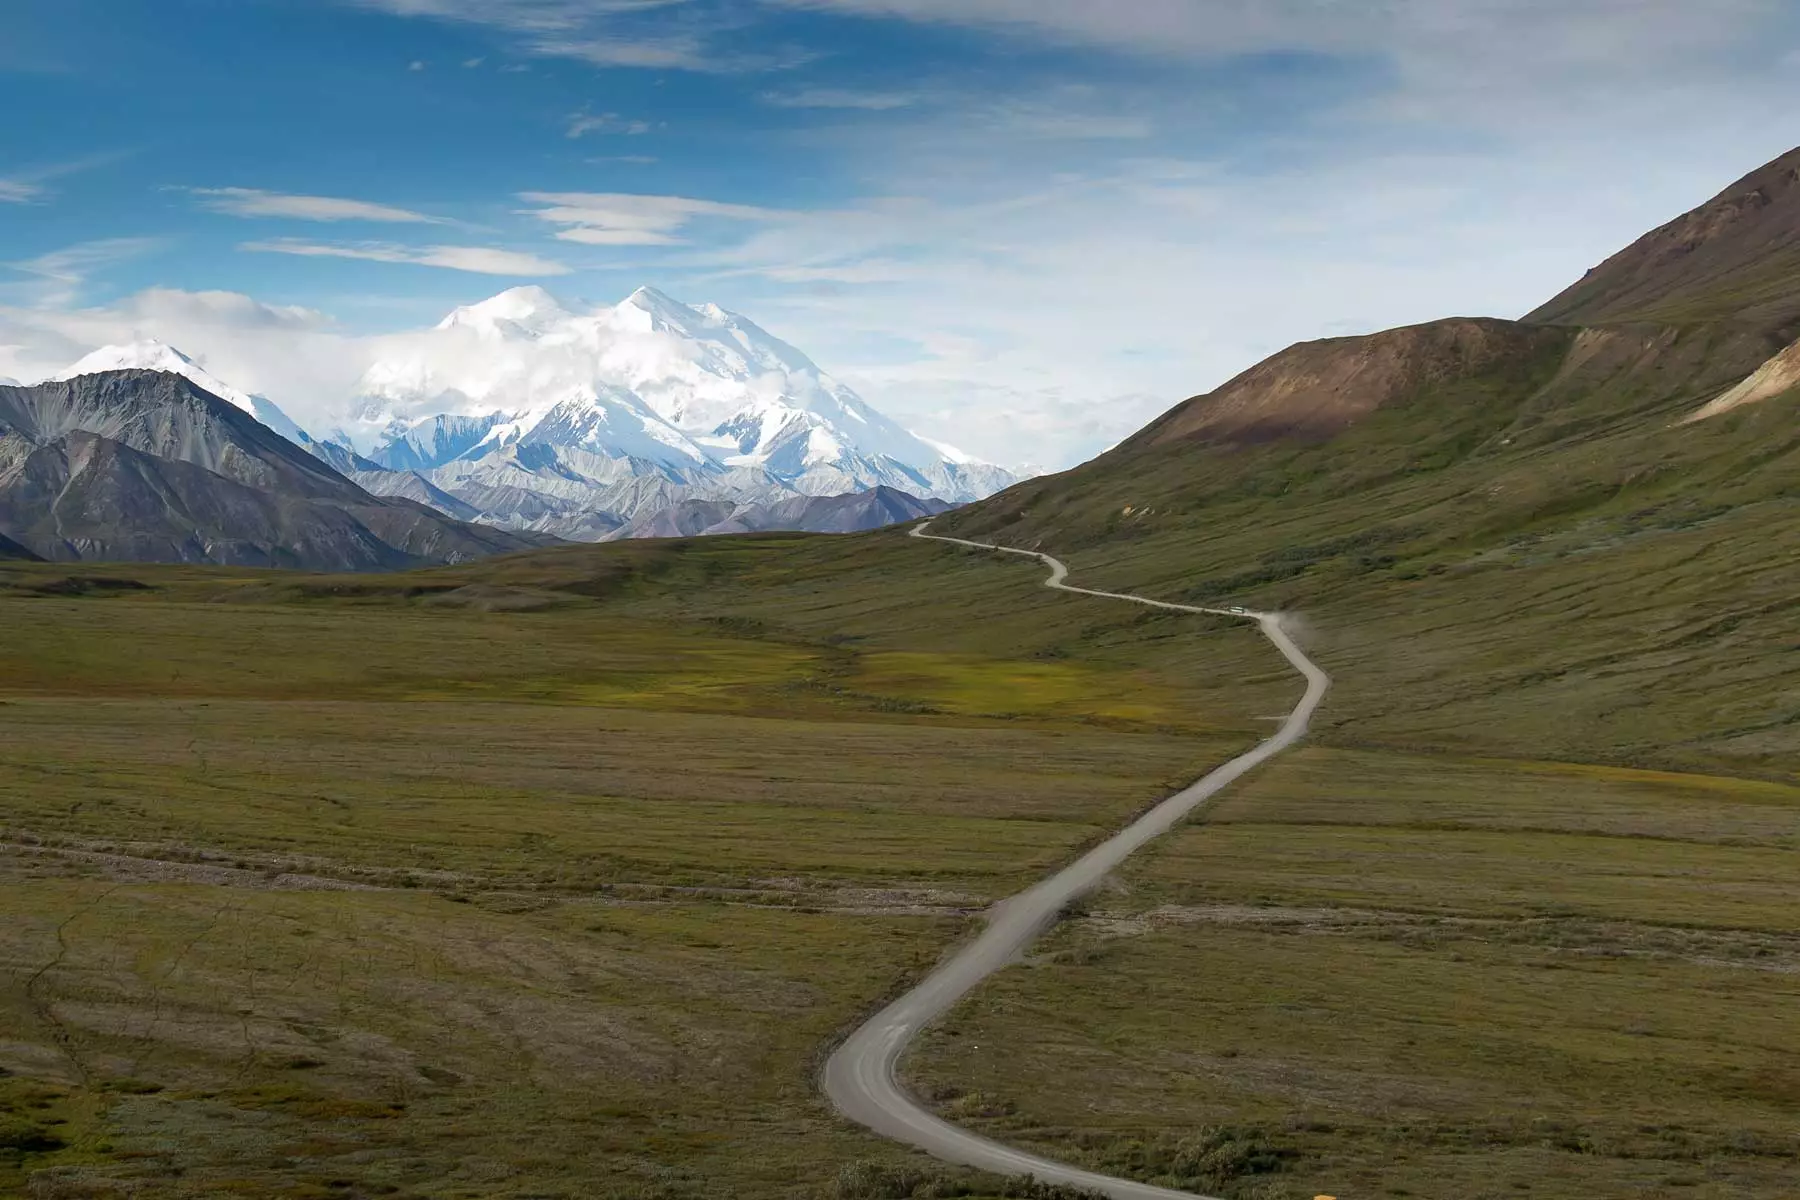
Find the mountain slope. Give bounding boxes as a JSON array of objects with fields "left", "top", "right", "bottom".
[
  {"left": 0, "top": 530, "right": 41, "bottom": 561},
  {"left": 604, "top": 485, "right": 953, "bottom": 540},
  {"left": 0, "top": 372, "right": 545, "bottom": 568},
  {"left": 1130, "top": 318, "right": 1567, "bottom": 447},
  {"left": 705, "top": 486, "right": 954, "bottom": 535},
  {"left": 1527, "top": 146, "right": 1800, "bottom": 331},
  {"left": 929, "top": 145, "right": 1800, "bottom": 776}
]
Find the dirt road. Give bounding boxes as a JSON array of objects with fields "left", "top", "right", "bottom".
[{"left": 821, "top": 522, "right": 1331, "bottom": 1200}]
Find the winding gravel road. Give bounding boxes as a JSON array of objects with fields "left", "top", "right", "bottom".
[{"left": 822, "top": 522, "right": 1332, "bottom": 1200}]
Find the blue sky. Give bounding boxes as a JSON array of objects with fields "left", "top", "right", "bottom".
[{"left": 4, "top": 0, "right": 1800, "bottom": 467}]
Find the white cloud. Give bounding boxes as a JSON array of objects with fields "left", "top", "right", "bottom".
[
  {"left": 190, "top": 187, "right": 445, "bottom": 224},
  {"left": 535, "top": 34, "right": 712, "bottom": 69},
  {"left": 762, "top": 87, "right": 921, "bottom": 110},
  {"left": 769, "top": 0, "right": 1774, "bottom": 60},
  {"left": 519, "top": 191, "right": 782, "bottom": 246},
  {"left": 565, "top": 110, "right": 653, "bottom": 138},
  {"left": 732, "top": 259, "right": 920, "bottom": 284},
  {"left": 343, "top": 0, "right": 805, "bottom": 72},
  {"left": 347, "top": 0, "right": 693, "bottom": 33},
  {"left": 0, "top": 180, "right": 42, "bottom": 204},
  {"left": 851, "top": 373, "right": 1171, "bottom": 471},
  {"left": 242, "top": 238, "right": 572, "bottom": 276},
  {"left": 554, "top": 228, "right": 682, "bottom": 246},
  {"left": 0, "top": 287, "right": 362, "bottom": 426},
  {"left": 463, "top": 56, "right": 486, "bottom": 66},
  {"left": 121, "top": 288, "right": 332, "bottom": 331},
  {"left": 409, "top": 59, "right": 427, "bottom": 70}
]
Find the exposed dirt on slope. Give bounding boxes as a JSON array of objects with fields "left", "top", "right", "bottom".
[
  {"left": 1687, "top": 334, "right": 1800, "bottom": 423},
  {"left": 1135, "top": 317, "right": 1565, "bottom": 448}
]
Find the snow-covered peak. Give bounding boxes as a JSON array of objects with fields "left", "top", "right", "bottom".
[
  {"left": 437, "top": 285, "right": 571, "bottom": 336},
  {"left": 58, "top": 339, "right": 208, "bottom": 385},
  {"left": 350, "top": 285, "right": 1013, "bottom": 501},
  {"left": 52, "top": 340, "right": 310, "bottom": 447},
  {"left": 611, "top": 285, "right": 708, "bottom": 335}
]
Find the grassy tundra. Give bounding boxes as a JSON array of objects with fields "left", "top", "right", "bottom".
[{"left": 3, "top": 461, "right": 1796, "bottom": 1198}]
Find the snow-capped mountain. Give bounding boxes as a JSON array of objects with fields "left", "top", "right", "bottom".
[
  {"left": 43, "top": 289, "right": 1022, "bottom": 543},
  {"left": 334, "top": 286, "right": 1017, "bottom": 521},
  {"left": 53, "top": 341, "right": 311, "bottom": 449}
]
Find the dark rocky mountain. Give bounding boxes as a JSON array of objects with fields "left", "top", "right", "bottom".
[
  {"left": 612, "top": 499, "right": 740, "bottom": 541},
  {"left": 0, "top": 530, "right": 41, "bottom": 560},
  {"left": 0, "top": 371, "right": 548, "bottom": 569},
  {"left": 606, "top": 485, "right": 953, "bottom": 541},
  {"left": 709, "top": 485, "right": 955, "bottom": 535}
]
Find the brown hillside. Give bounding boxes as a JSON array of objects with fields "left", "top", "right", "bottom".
[
  {"left": 1131, "top": 317, "right": 1564, "bottom": 449},
  {"left": 1527, "top": 145, "right": 1800, "bottom": 331}
]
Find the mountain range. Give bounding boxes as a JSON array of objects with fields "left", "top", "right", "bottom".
[{"left": 22, "top": 288, "right": 1016, "bottom": 554}]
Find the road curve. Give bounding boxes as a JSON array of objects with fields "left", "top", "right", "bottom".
[{"left": 821, "top": 522, "right": 1332, "bottom": 1200}]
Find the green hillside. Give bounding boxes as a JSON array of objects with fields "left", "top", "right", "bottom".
[{"left": 934, "top": 169, "right": 1800, "bottom": 777}]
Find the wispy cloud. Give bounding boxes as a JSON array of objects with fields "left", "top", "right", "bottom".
[
  {"left": 346, "top": 0, "right": 712, "bottom": 67},
  {"left": 519, "top": 191, "right": 781, "bottom": 246},
  {"left": 566, "top": 110, "right": 653, "bottom": 138},
  {"left": 191, "top": 187, "right": 446, "bottom": 224},
  {"left": 768, "top": 0, "right": 1792, "bottom": 128},
  {"left": 242, "top": 238, "right": 571, "bottom": 276},
  {"left": 342, "top": 0, "right": 809, "bottom": 72},
  {"left": 0, "top": 151, "right": 137, "bottom": 206},
  {"left": 541, "top": 34, "right": 712, "bottom": 69},
  {"left": 768, "top": 0, "right": 1769, "bottom": 59},
  {"left": 762, "top": 87, "right": 921, "bottom": 110},
  {"left": 345, "top": 0, "right": 694, "bottom": 34},
  {"left": 3, "top": 238, "right": 166, "bottom": 308}
]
